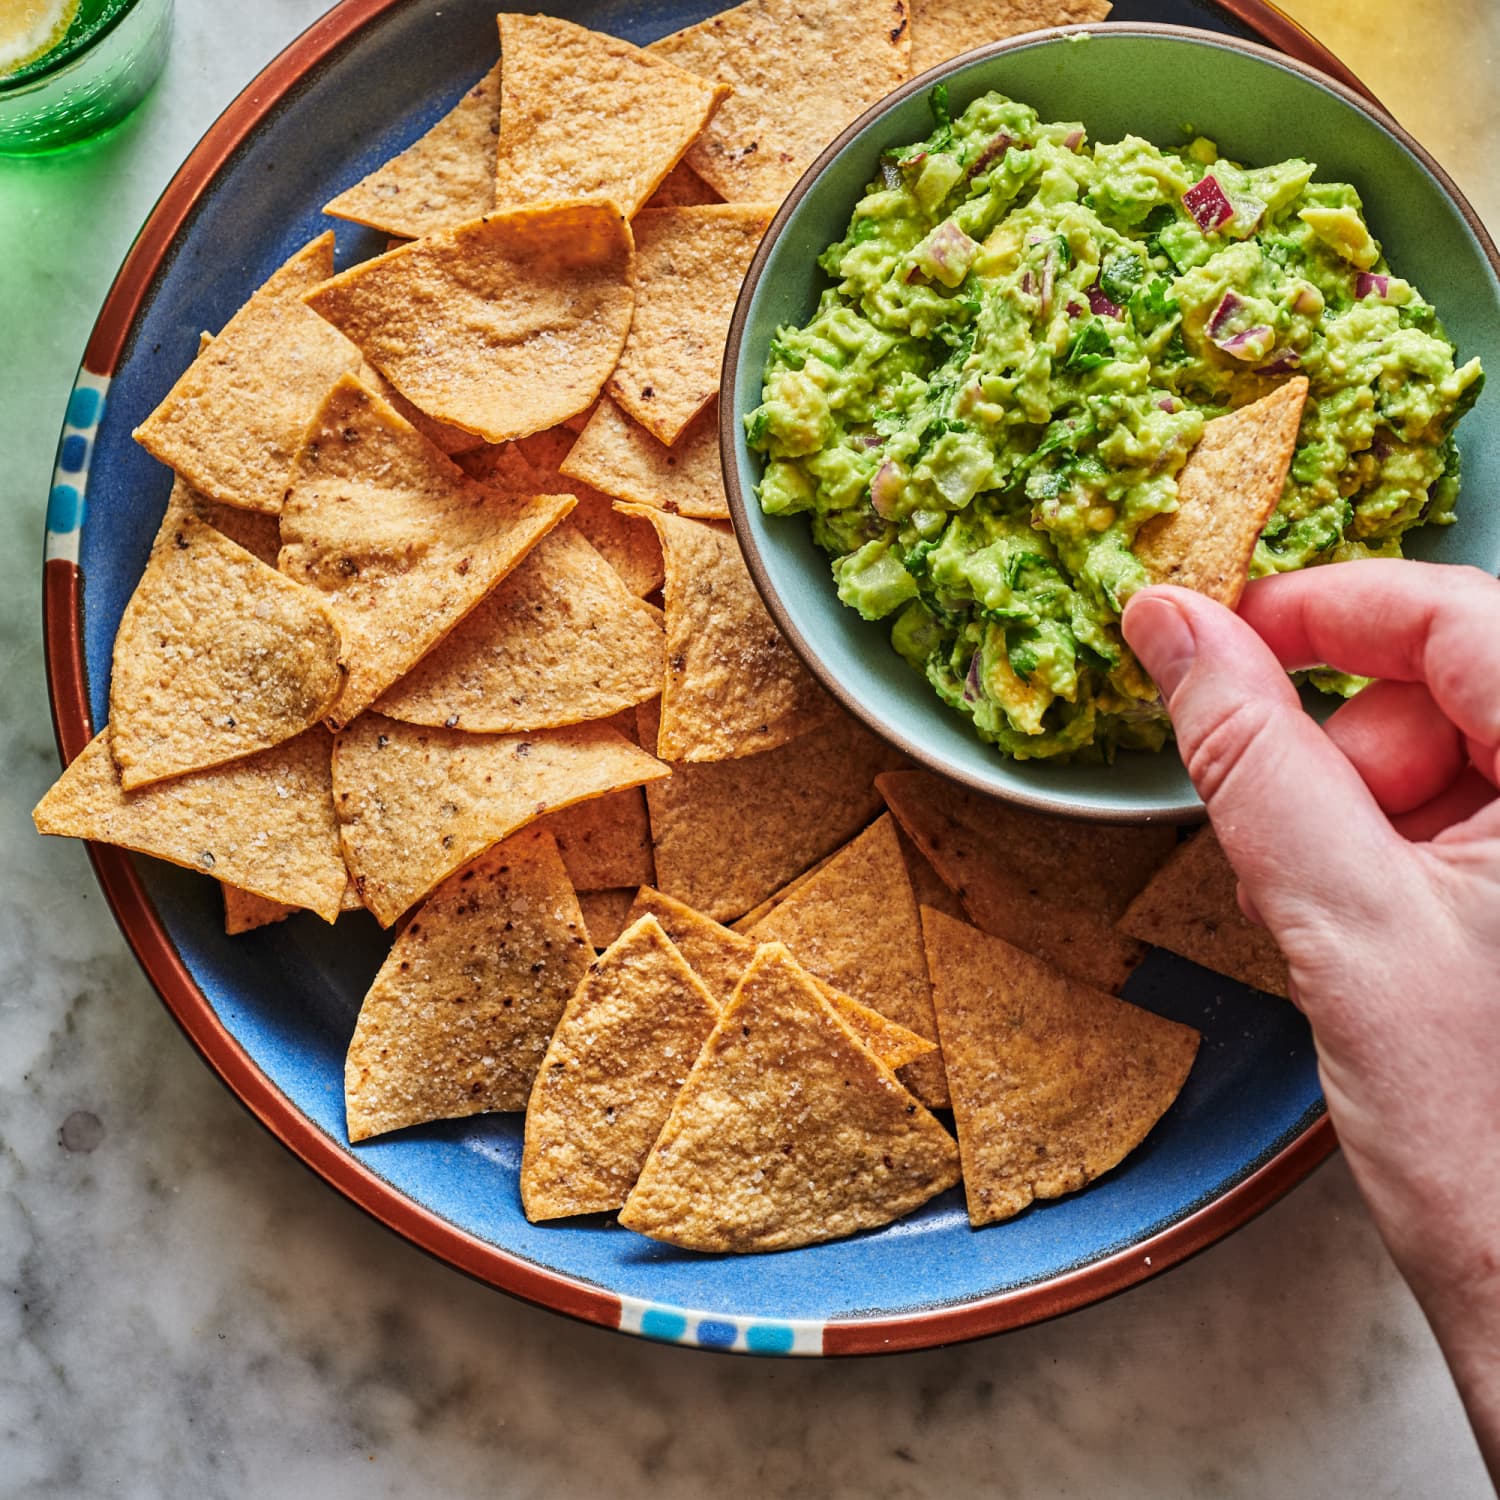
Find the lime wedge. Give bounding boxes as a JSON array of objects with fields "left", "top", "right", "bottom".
[{"left": 0, "top": 0, "right": 81, "bottom": 75}]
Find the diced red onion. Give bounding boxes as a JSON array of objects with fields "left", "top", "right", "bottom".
[
  {"left": 1020, "top": 269, "right": 1035, "bottom": 295},
  {"left": 1214, "top": 325, "right": 1276, "bottom": 362},
  {"left": 1356, "top": 271, "right": 1390, "bottom": 299},
  {"left": 1067, "top": 300, "right": 1084, "bottom": 319},
  {"left": 922, "top": 219, "right": 979, "bottom": 283},
  {"left": 900, "top": 150, "right": 928, "bottom": 171},
  {"left": 854, "top": 432, "right": 884, "bottom": 449},
  {"left": 1182, "top": 174, "right": 1234, "bottom": 231},
  {"left": 1157, "top": 397, "right": 1178, "bottom": 413},
  {"left": 1289, "top": 285, "right": 1322, "bottom": 316},
  {"left": 1064, "top": 128, "right": 1085, "bottom": 151},
  {"left": 1087, "top": 284, "right": 1124, "bottom": 319},
  {"left": 905, "top": 264, "right": 927, "bottom": 284},
  {"left": 963, "top": 651, "right": 983, "bottom": 703},
  {"left": 870, "top": 461, "right": 903, "bottom": 517},
  {"left": 1207, "top": 290, "right": 1243, "bottom": 337},
  {"left": 967, "top": 132, "right": 1013, "bottom": 179},
  {"left": 1039, "top": 244, "right": 1057, "bottom": 318},
  {"left": 1254, "top": 347, "right": 1301, "bottom": 375}
]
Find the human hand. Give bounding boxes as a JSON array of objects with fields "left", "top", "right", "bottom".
[{"left": 1122, "top": 560, "right": 1500, "bottom": 1480}]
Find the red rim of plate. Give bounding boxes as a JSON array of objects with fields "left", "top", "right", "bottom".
[{"left": 43, "top": 0, "right": 1352, "bottom": 1356}]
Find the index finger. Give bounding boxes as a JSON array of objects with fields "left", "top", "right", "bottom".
[{"left": 1237, "top": 560, "right": 1500, "bottom": 759}]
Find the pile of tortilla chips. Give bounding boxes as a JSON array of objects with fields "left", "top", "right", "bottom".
[{"left": 38, "top": 0, "right": 1298, "bottom": 1255}]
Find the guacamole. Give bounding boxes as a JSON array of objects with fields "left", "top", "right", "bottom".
[{"left": 747, "top": 88, "right": 1484, "bottom": 760}]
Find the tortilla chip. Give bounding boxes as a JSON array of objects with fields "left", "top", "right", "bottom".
[
  {"left": 332, "top": 713, "right": 667, "bottom": 926},
  {"left": 643, "top": 160, "right": 722, "bottom": 210},
  {"left": 134, "top": 234, "right": 361, "bottom": 514},
  {"left": 578, "top": 888, "right": 638, "bottom": 950},
  {"left": 279, "top": 375, "right": 573, "bottom": 728},
  {"left": 649, "top": 0, "right": 912, "bottom": 203},
  {"left": 877, "top": 769, "right": 1174, "bottom": 992},
  {"left": 462, "top": 434, "right": 664, "bottom": 596},
  {"left": 358, "top": 359, "right": 487, "bottom": 457},
  {"left": 521, "top": 914, "right": 721, "bottom": 1219},
  {"left": 304, "top": 200, "right": 634, "bottom": 444},
  {"left": 108, "top": 515, "right": 344, "bottom": 789},
  {"left": 160, "top": 475, "right": 282, "bottom": 568},
  {"left": 625, "top": 885, "right": 933, "bottom": 1072},
  {"left": 344, "top": 829, "right": 593, "bottom": 1139},
  {"left": 222, "top": 879, "right": 364, "bottom": 935},
  {"left": 1134, "top": 377, "right": 1309, "bottom": 607},
  {"left": 729, "top": 850, "right": 836, "bottom": 931},
  {"left": 560, "top": 397, "right": 728, "bottom": 520},
  {"left": 618, "top": 943, "right": 960, "bottom": 1252},
  {"left": 923, "top": 909, "right": 1200, "bottom": 1226},
  {"left": 1117, "top": 828, "right": 1291, "bottom": 998},
  {"left": 323, "top": 63, "right": 501, "bottom": 240},
  {"left": 640, "top": 697, "right": 906, "bottom": 919},
  {"left": 34, "top": 728, "right": 346, "bottom": 921},
  {"left": 607, "top": 205, "right": 774, "bottom": 445},
  {"left": 745, "top": 813, "right": 947, "bottom": 1105},
  {"left": 624, "top": 509, "right": 833, "bottom": 760},
  {"left": 536, "top": 786, "right": 654, "bottom": 892},
  {"left": 909, "top": 0, "right": 1112, "bottom": 74},
  {"left": 495, "top": 14, "right": 730, "bottom": 219},
  {"left": 373, "top": 523, "right": 663, "bottom": 732},
  {"left": 894, "top": 821, "right": 966, "bottom": 923}
]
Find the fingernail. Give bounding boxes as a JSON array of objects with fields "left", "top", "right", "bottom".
[{"left": 1122, "top": 594, "right": 1197, "bottom": 701}]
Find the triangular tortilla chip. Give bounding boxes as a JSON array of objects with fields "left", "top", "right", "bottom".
[
  {"left": 625, "top": 885, "right": 932, "bottom": 1073},
  {"left": 304, "top": 200, "right": 635, "bottom": 444},
  {"left": 923, "top": 909, "right": 1200, "bottom": 1226},
  {"left": 109, "top": 514, "right": 344, "bottom": 789},
  {"left": 894, "top": 820, "right": 966, "bottom": 924},
  {"left": 373, "top": 523, "right": 663, "bottom": 732},
  {"left": 323, "top": 63, "right": 501, "bottom": 240},
  {"left": 344, "top": 830, "right": 593, "bottom": 1139},
  {"left": 521, "top": 914, "right": 721, "bottom": 1219},
  {"left": 357, "top": 358, "right": 486, "bottom": 457},
  {"left": 33, "top": 728, "right": 346, "bottom": 921},
  {"left": 160, "top": 475, "right": 282, "bottom": 568},
  {"left": 461, "top": 433, "right": 664, "bottom": 596},
  {"left": 222, "top": 879, "right": 364, "bottom": 935},
  {"left": 133, "top": 234, "right": 362, "bottom": 514},
  {"left": 1134, "top": 377, "right": 1309, "bottom": 607},
  {"left": 494, "top": 14, "right": 730, "bottom": 219},
  {"left": 607, "top": 205, "right": 774, "bottom": 445},
  {"left": 909, "top": 0, "right": 1112, "bottom": 74},
  {"left": 747, "top": 813, "right": 948, "bottom": 1106},
  {"left": 332, "top": 713, "right": 667, "bottom": 926},
  {"left": 877, "top": 769, "right": 1174, "bottom": 992},
  {"left": 640, "top": 697, "right": 906, "bottom": 919},
  {"left": 1117, "top": 827, "right": 1291, "bottom": 998},
  {"left": 279, "top": 375, "right": 574, "bottom": 728},
  {"left": 578, "top": 888, "right": 637, "bottom": 950},
  {"left": 649, "top": 0, "right": 911, "bottom": 203},
  {"left": 560, "top": 396, "right": 728, "bottom": 520},
  {"left": 618, "top": 943, "right": 960, "bottom": 1252},
  {"left": 536, "top": 786, "right": 654, "bottom": 892},
  {"left": 643, "top": 160, "right": 722, "bottom": 210},
  {"left": 729, "top": 850, "right": 836, "bottom": 932},
  {"left": 624, "top": 509, "right": 833, "bottom": 760}
]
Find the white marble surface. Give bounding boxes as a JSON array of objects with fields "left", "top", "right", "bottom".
[{"left": 0, "top": 3, "right": 1493, "bottom": 1496}]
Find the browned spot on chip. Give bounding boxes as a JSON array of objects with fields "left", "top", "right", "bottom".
[
  {"left": 1134, "top": 377, "right": 1309, "bottom": 607},
  {"left": 923, "top": 908, "right": 1199, "bottom": 1227},
  {"left": 908, "top": 0, "right": 1111, "bottom": 73},
  {"left": 344, "top": 829, "right": 593, "bottom": 1139},
  {"left": 521, "top": 914, "right": 720, "bottom": 1220},
  {"left": 618, "top": 942, "right": 959, "bottom": 1252}
]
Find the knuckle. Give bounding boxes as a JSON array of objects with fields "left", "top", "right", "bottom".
[{"left": 1182, "top": 698, "right": 1280, "bottom": 805}]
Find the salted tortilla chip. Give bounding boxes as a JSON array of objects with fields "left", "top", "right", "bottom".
[
  {"left": 304, "top": 200, "right": 634, "bottom": 444},
  {"left": 536, "top": 786, "right": 654, "bottom": 892},
  {"left": 578, "top": 888, "right": 637, "bottom": 950},
  {"left": 619, "top": 943, "right": 959, "bottom": 1252},
  {"left": 923, "top": 909, "right": 1200, "bottom": 1226},
  {"left": 521, "top": 914, "right": 720, "bottom": 1219},
  {"left": 894, "top": 820, "right": 966, "bottom": 924},
  {"left": 608, "top": 205, "right": 774, "bottom": 445},
  {"left": 134, "top": 234, "right": 361, "bottom": 514},
  {"left": 640, "top": 697, "right": 906, "bottom": 919},
  {"left": 747, "top": 813, "right": 947, "bottom": 1106},
  {"left": 729, "top": 851, "right": 836, "bottom": 931},
  {"left": 344, "top": 830, "right": 593, "bottom": 1139},
  {"left": 625, "top": 885, "right": 932, "bottom": 1072},
  {"left": 159, "top": 475, "right": 282, "bottom": 568},
  {"left": 323, "top": 64, "right": 500, "bottom": 239},
  {"left": 222, "top": 879, "right": 364, "bottom": 935},
  {"left": 643, "top": 160, "right": 722, "bottom": 210},
  {"left": 358, "top": 359, "right": 486, "bottom": 457},
  {"left": 1117, "top": 827, "right": 1291, "bottom": 998},
  {"left": 462, "top": 434, "right": 664, "bottom": 596},
  {"left": 624, "top": 509, "right": 832, "bottom": 760},
  {"left": 495, "top": 14, "right": 730, "bottom": 219},
  {"left": 332, "top": 713, "right": 667, "bottom": 926},
  {"left": 34, "top": 728, "right": 346, "bottom": 921},
  {"left": 877, "top": 769, "right": 1173, "bottom": 992},
  {"left": 560, "top": 397, "right": 728, "bottom": 520},
  {"left": 909, "top": 0, "right": 1112, "bottom": 74},
  {"left": 373, "top": 523, "right": 663, "bottom": 732},
  {"left": 279, "top": 375, "right": 573, "bottom": 728},
  {"left": 109, "top": 515, "right": 344, "bottom": 789},
  {"left": 1135, "top": 377, "right": 1309, "bottom": 607},
  {"left": 649, "top": 0, "right": 912, "bottom": 203}
]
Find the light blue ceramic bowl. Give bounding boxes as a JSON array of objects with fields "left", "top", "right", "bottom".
[{"left": 724, "top": 23, "right": 1500, "bottom": 822}]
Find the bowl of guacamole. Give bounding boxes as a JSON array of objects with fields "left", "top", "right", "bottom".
[{"left": 723, "top": 25, "right": 1500, "bottom": 819}]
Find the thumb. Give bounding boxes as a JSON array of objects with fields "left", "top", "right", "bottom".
[{"left": 1122, "top": 586, "right": 1403, "bottom": 940}]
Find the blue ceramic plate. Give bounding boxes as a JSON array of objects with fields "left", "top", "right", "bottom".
[{"left": 45, "top": 0, "right": 1390, "bottom": 1355}]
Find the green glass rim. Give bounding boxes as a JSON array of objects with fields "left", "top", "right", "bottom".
[{"left": 0, "top": 0, "right": 145, "bottom": 94}]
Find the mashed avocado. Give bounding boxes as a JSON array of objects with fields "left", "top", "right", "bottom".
[{"left": 747, "top": 87, "right": 1484, "bottom": 760}]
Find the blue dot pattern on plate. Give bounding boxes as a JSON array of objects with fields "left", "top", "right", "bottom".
[
  {"left": 47, "top": 370, "right": 110, "bottom": 566},
  {"left": 619, "top": 1295, "right": 821, "bottom": 1355}
]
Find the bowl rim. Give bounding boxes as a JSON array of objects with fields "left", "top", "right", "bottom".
[
  {"left": 721, "top": 19, "right": 1500, "bottom": 825},
  {"left": 42, "top": 0, "right": 1366, "bottom": 1358}
]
